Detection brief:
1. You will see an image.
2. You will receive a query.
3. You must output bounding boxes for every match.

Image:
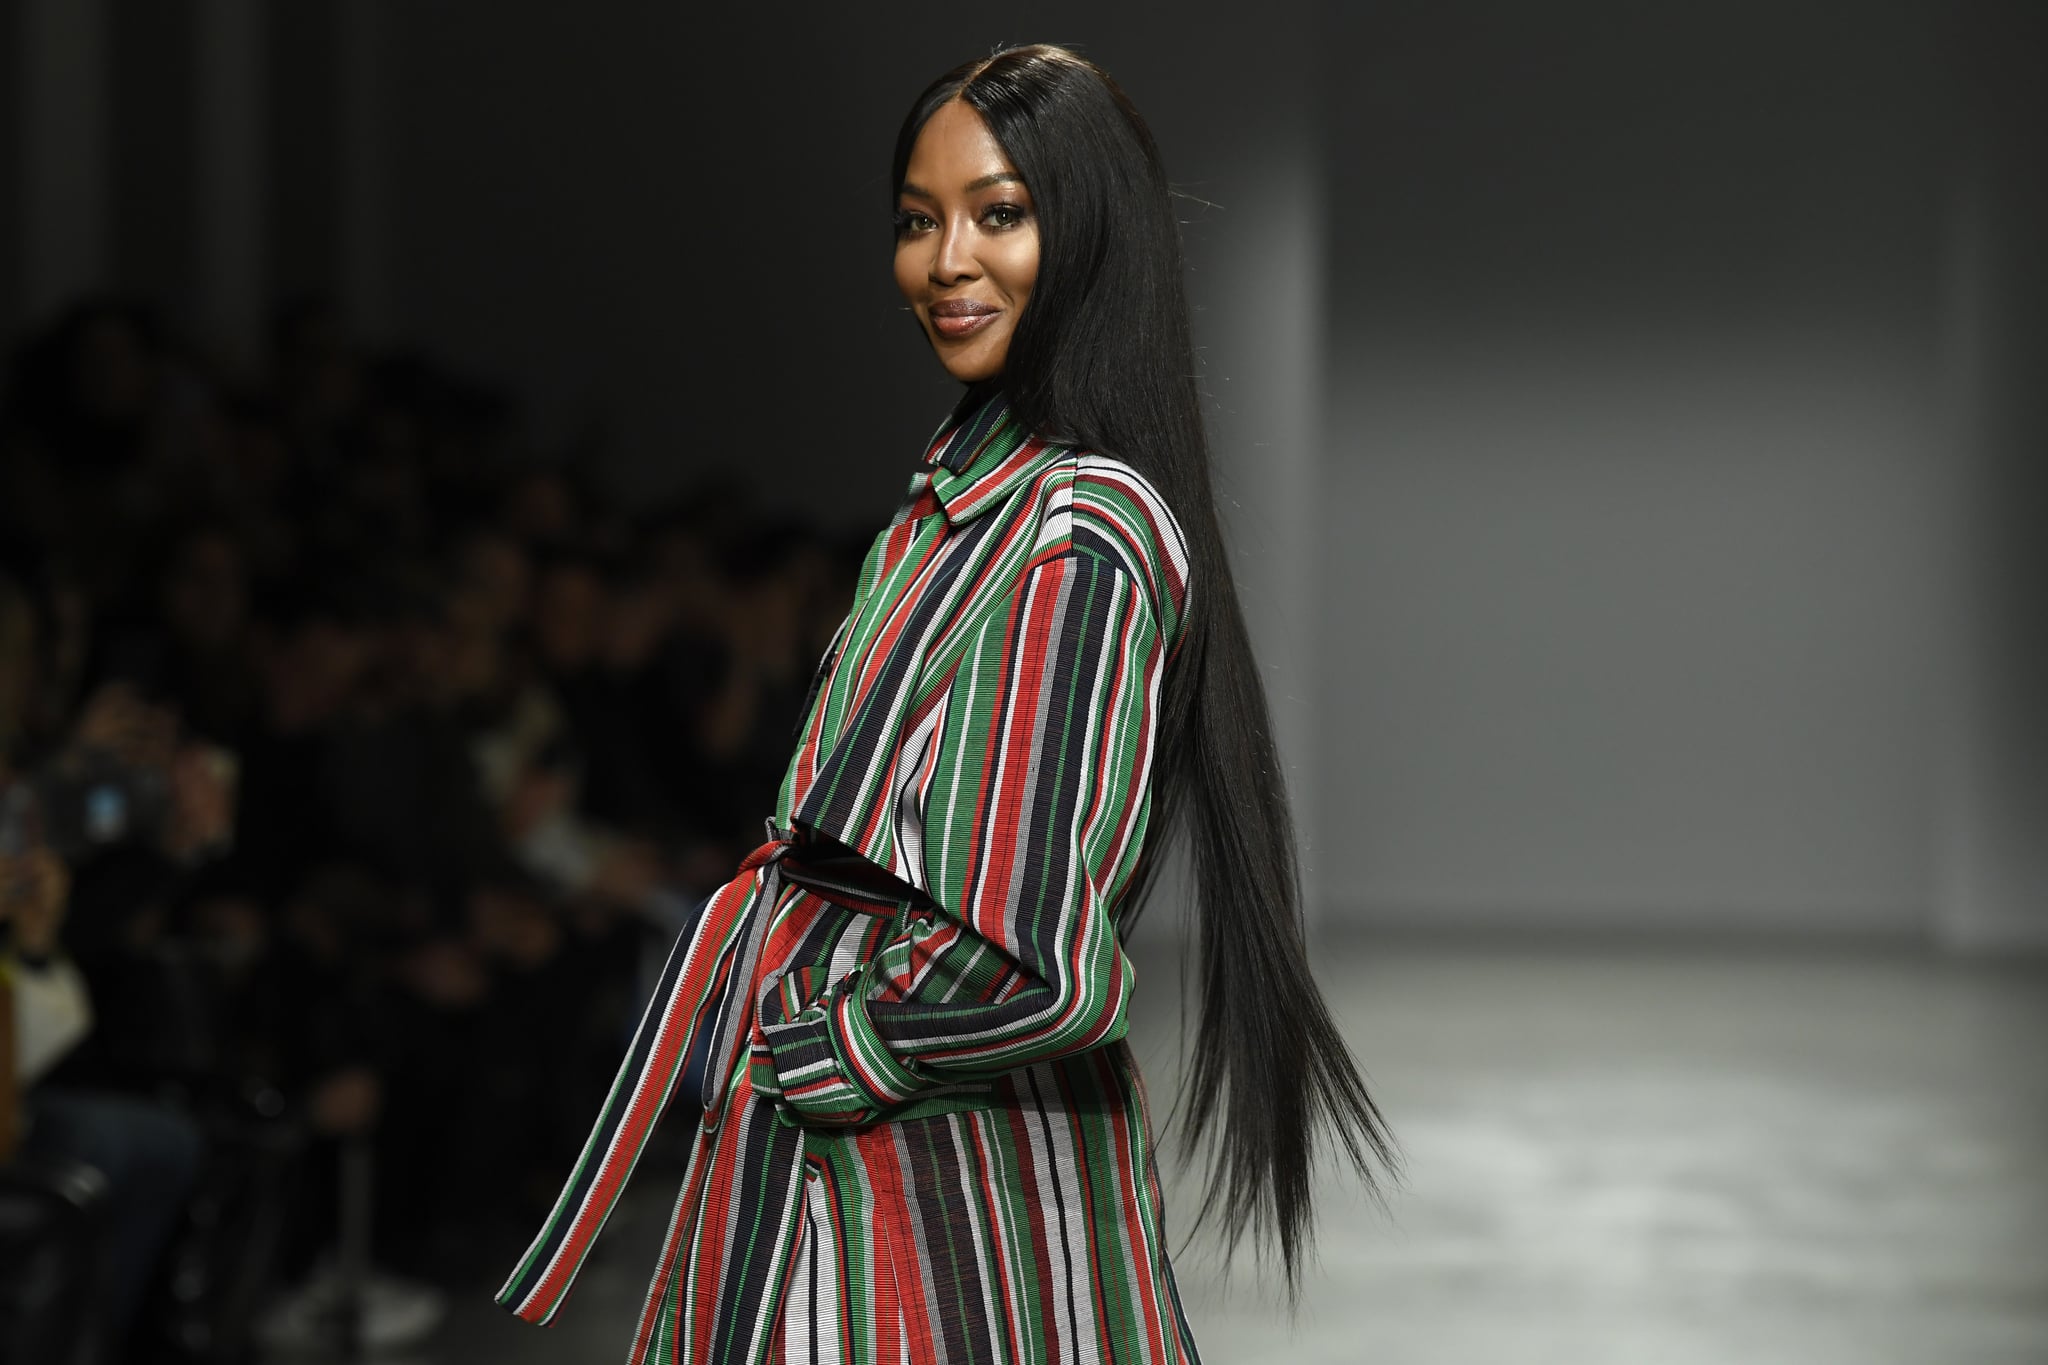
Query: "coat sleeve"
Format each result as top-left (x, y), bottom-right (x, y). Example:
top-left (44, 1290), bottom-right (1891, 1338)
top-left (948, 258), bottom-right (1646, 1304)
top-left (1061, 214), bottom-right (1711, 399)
top-left (755, 548), bottom-right (1168, 1124)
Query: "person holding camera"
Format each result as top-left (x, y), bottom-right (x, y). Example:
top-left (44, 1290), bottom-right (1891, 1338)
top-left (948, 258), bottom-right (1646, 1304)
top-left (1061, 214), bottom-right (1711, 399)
top-left (4, 570), bottom-right (215, 1364)
top-left (2, 825), bottom-right (206, 1365)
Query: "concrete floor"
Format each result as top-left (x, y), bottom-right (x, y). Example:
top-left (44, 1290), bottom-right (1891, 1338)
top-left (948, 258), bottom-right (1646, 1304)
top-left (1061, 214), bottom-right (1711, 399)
top-left (412, 938), bottom-right (2048, 1365)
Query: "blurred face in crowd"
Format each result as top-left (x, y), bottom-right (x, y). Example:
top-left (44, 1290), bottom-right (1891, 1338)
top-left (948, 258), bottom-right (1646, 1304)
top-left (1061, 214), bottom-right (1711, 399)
top-left (162, 532), bottom-right (249, 650)
top-left (648, 523), bottom-right (722, 628)
top-left (261, 619), bottom-right (375, 732)
top-left (210, 409), bottom-right (291, 498)
top-left (390, 609), bottom-right (465, 706)
top-left (602, 580), bottom-right (675, 673)
top-left (455, 531), bottom-right (531, 635)
top-left (531, 562), bottom-right (606, 674)
top-left (0, 580), bottom-right (37, 762)
top-left (506, 471), bottom-right (579, 545)
top-left (894, 100), bottom-right (1038, 384)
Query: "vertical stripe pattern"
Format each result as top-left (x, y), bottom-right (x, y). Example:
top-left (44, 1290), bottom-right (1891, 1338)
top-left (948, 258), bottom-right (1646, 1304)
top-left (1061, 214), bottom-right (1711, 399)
top-left (500, 392), bottom-right (1199, 1363)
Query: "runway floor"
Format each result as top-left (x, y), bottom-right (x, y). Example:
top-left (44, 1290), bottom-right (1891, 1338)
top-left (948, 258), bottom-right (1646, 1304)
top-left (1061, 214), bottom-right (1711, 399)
top-left (420, 936), bottom-right (2048, 1365)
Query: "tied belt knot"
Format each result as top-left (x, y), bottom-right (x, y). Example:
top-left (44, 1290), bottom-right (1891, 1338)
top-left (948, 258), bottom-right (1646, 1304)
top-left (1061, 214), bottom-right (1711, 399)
top-left (695, 820), bottom-right (930, 1128)
top-left (498, 818), bottom-right (964, 1330)
top-left (732, 820), bottom-right (929, 912)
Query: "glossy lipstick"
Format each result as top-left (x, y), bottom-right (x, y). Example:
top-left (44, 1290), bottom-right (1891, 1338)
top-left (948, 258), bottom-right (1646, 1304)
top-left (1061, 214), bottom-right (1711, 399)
top-left (928, 298), bottom-right (1000, 339)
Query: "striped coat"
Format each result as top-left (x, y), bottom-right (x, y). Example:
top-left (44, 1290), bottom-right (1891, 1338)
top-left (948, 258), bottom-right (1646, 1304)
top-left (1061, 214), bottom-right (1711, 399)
top-left (499, 392), bottom-right (1200, 1364)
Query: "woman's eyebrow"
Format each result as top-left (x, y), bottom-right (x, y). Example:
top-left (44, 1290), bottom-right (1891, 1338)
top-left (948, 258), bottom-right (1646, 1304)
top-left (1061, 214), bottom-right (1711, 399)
top-left (898, 172), bottom-right (1025, 200)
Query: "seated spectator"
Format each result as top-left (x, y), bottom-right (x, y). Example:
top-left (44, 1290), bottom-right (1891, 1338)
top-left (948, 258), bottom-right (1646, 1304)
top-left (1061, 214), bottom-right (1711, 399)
top-left (6, 568), bottom-right (273, 1359)
top-left (3, 786), bottom-right (206, 1365)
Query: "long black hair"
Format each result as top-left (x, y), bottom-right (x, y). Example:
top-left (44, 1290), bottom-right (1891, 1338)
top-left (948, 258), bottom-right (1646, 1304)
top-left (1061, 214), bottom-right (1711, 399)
top-left (893, 45), bottom-right (1398, 1297)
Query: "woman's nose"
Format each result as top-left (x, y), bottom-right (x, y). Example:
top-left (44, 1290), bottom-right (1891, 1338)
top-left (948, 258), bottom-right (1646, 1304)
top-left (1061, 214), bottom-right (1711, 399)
top-left (930, 218), bottom-right (978, 284)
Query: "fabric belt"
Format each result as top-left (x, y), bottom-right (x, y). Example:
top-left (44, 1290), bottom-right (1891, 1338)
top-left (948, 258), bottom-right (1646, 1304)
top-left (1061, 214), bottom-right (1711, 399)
top-left (499, 817), bottom-right (922, 1326)
top-left (701, 821), bottom-right (932, 1116)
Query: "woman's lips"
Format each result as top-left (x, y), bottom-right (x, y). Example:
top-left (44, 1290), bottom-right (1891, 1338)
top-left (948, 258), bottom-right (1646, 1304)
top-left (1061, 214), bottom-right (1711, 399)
top-left (928, 301), bottom-right (1000, 340)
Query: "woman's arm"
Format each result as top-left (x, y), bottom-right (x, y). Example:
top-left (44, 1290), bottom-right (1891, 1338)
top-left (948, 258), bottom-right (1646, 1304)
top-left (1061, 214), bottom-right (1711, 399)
top-left (756, 549), bottom-right (1166, 1125)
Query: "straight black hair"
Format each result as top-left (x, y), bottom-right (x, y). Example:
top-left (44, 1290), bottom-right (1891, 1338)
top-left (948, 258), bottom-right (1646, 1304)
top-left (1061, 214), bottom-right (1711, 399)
top-left (893, 45), bottom-right (1398, 1298)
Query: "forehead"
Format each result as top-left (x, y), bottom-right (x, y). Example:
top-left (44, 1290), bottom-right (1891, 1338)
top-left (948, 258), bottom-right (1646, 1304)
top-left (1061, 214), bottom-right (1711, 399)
top-left (902, 99), bottom-right (1020, 190)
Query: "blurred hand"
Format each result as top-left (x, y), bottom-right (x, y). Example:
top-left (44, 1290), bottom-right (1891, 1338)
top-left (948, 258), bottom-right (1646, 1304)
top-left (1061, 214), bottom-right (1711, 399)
top-left (307, 1065), bottom-right (382, 1137)
top-left (469, 885), bottom-right (563, 970)
top-left (588, 838), bottom-right (663, 909)
top-left (503, 767), bottom-right (575, 841)
top-left (192, 894), bottom-right (267, 963)
top-left (602, 586), bottom-right (676, 671)
top-left (0, 846), bottom-right (70, 957)
top-left (71, 683), bottom-right (176, 770)
top-left (162, 743), bottom-right (237, 860)
top-left (396, 938), bottom-right (489, 1010)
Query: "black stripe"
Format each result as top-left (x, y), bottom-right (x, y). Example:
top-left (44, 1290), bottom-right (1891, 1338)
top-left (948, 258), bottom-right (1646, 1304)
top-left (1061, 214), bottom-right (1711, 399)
top-left (711, 1101), bottom-right (807, 1363)
top-left (801, 512), bottom-right (1003, 843)
top-left (908, 1115), bottom-right (999, 1365)
top-left (1025, 1065), bottom-right (1084, 1365)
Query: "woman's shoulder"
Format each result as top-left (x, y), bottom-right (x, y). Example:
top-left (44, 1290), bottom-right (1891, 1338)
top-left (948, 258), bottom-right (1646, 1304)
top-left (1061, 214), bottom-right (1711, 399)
top-left (1049, 450), bottom-right (1192, 638)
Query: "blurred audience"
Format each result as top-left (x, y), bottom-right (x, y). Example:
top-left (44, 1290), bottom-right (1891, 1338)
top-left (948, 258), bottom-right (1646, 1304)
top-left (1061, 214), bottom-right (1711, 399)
top-left (0, 293), bottom-right (857, 1361)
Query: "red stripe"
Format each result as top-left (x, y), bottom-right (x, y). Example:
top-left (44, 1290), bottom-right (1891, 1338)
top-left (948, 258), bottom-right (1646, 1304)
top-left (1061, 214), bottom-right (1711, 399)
top-left (1082, 468), bottom-right (1186, 610)
top-left (526, 877), bottom-right (757, 1318)
top-left (970, 560), bottom-right (1059, 957)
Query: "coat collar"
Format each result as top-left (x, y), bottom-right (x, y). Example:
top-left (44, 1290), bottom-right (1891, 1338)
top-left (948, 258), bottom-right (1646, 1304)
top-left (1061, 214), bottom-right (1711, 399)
top-left (921, 388), bottom-right (1064, 524)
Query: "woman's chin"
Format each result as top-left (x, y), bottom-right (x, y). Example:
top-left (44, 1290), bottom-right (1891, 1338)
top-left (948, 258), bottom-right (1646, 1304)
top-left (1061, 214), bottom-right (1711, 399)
top-left (930, 336), bottom-right (1007, 385)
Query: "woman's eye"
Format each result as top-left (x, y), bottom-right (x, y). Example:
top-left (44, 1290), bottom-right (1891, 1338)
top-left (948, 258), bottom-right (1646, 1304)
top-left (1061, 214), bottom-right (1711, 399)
top-left (894, 210), bottom-right (936, 235)
top-left (983, 204), bottom-right (1025, 229)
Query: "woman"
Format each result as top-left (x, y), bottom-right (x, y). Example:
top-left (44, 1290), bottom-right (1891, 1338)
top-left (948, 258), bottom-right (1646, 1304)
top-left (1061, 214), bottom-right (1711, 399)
top-left (499, 44), bottom-right (1395, 1364)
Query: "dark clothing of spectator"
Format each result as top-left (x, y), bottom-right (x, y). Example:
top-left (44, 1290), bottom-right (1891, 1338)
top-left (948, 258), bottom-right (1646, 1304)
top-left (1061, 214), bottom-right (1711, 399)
top-left (20, 1089), bottom-right (205, 1363)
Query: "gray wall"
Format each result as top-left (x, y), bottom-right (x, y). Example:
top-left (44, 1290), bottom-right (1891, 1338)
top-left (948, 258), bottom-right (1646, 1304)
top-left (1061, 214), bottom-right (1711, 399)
top-left (1316, 4), bottom-right (1968, 935)
top-left (1934, 1), bottom-right (2048, 951)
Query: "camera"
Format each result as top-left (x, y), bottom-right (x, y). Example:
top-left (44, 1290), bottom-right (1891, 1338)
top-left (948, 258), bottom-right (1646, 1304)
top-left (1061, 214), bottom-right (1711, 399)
top-left (0, 750), bottom-right (173, 862)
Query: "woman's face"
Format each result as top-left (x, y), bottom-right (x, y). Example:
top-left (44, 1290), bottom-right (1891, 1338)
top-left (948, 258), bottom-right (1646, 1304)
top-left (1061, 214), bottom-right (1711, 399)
top-left (894, 99), bottom-right (1039, 384)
